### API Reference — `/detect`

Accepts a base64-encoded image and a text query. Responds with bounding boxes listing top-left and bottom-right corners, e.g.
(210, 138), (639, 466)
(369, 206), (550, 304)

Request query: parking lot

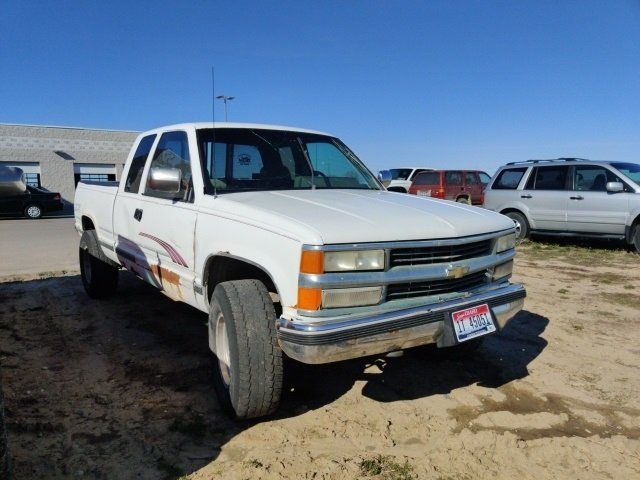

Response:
(0, 217), (78, 281)
(0, 228), (638, 479)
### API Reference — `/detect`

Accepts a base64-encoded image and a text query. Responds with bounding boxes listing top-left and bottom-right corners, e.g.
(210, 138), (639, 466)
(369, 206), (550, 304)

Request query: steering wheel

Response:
(312, 170), (331, 188)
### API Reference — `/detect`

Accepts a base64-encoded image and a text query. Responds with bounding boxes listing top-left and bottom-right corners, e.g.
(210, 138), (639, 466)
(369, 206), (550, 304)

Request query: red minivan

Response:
(408, 170), (490, 205)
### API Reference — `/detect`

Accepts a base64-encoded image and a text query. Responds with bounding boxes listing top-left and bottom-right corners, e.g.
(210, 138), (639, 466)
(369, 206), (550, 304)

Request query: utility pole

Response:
(215, 95), (235, 121)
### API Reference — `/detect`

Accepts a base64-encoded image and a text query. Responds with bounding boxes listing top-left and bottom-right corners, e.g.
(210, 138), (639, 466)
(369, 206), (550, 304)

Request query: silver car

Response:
(483, 158), (640, 252)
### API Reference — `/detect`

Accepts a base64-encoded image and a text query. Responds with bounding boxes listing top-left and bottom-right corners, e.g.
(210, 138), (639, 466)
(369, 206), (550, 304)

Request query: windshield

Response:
(389, 168), (413, 180)
(611, 162), (640, 184)
(196, 128), (380, 194)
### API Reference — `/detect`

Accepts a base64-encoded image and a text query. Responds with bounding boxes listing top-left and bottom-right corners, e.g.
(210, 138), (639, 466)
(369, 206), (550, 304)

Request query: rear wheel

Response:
(24, 203), (42, 219)
(79, 243), (119, 299)
(504, 211), (529, 241)
(209, 280), (283, 419)
(456, 196), (471, 204)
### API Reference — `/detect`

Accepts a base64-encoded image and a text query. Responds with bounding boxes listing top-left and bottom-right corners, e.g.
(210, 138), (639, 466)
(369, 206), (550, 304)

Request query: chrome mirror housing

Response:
(148, 168), (181, 193)
(606, 181), (624, 193)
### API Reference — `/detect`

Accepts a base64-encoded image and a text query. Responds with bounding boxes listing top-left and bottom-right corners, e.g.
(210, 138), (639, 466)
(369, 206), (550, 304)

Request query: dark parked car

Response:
(0, 185), (63, 219)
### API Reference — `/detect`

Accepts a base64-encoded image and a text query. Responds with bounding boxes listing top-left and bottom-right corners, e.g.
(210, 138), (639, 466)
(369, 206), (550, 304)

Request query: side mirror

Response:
(148, 167), (181, 193)
(378, 170), (392, 187)
(606, 181), (624, 193)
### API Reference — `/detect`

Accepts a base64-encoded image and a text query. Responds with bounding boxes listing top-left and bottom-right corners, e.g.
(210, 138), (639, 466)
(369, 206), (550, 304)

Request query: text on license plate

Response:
(451, 303), (495, 342)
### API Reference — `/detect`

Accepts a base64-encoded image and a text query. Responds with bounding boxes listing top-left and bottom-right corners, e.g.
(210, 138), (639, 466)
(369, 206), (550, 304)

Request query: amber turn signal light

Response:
(300, 250), (324, 274)
(297, 287), (322, 310)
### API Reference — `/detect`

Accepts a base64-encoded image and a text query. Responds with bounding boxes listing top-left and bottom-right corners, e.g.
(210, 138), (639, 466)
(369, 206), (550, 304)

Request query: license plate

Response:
(451, 303), (496, 342)
(417, 189), (431, 197)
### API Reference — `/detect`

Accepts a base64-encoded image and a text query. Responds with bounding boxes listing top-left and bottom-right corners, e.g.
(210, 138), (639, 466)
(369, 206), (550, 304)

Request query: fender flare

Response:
(79, 230), (120, 268)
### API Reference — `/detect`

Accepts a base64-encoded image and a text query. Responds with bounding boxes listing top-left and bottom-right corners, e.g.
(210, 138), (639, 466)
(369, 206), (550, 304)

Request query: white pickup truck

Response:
(74, 122), (526, 419)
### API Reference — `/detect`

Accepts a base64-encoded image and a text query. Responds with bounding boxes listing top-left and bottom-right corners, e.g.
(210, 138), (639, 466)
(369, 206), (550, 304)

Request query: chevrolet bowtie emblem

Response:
(446, 265), (470, 279)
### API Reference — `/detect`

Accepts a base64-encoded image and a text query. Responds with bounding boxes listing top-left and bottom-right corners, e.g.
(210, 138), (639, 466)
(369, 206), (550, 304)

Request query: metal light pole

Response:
(216, 95), (235, 121)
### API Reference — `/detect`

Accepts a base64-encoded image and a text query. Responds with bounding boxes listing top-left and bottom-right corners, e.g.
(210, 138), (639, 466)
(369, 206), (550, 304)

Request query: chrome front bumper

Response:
(277, 283), (526, 364)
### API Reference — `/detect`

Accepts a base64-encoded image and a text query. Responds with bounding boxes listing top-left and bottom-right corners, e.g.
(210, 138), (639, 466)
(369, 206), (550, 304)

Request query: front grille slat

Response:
(389, 239), (492, 268)
(386, 271), (488, 300)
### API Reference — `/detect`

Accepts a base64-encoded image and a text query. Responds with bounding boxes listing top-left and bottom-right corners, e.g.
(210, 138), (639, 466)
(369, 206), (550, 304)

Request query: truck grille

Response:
(389, 239), (492, 268)
(386, 270), (488, 301)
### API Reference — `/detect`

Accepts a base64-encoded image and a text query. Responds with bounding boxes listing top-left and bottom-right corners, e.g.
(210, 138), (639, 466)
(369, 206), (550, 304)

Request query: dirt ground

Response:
(0, 240), (639, 479)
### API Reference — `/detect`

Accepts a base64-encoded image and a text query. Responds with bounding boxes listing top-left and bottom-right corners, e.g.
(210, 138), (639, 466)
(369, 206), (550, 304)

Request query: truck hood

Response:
(202, 190), (515, 245)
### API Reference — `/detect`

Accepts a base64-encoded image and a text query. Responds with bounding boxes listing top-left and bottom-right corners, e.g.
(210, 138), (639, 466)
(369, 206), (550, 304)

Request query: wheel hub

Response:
(215, 313), (232, 387)
(27, 206), (41, 217)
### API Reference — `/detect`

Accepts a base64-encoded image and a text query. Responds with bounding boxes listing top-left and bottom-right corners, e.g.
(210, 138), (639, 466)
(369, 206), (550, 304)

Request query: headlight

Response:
(324, 250), (385, 272)
(496, 233), (516, 253)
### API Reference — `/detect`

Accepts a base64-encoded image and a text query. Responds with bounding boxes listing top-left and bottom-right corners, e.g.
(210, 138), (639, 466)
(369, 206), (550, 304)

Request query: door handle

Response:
(569, 195), (584, 200)
(134, 208), (143, 221)
(520, 194), (532, 199)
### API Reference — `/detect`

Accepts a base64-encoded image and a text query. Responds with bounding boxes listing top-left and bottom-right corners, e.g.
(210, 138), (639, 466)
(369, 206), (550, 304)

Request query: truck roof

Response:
(145, 122), (333, 137)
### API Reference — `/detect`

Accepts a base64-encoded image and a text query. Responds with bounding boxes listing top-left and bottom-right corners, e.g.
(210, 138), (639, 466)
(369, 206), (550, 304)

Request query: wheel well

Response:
(629, 214), (640, 242)
(81, 216), (95, 231)
(500, 208), (524, 217)
(387, 187), (407, 193)
(204, 256), (278, 302)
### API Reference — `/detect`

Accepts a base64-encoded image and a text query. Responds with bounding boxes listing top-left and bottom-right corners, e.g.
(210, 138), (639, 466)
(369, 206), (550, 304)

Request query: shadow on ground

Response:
(528, 234), (630, 252)
(0, 273), (547, 479)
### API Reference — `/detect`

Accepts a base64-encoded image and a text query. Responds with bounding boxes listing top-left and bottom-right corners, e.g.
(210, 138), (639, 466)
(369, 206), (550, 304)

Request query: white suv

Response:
(483, 158), (640, 251)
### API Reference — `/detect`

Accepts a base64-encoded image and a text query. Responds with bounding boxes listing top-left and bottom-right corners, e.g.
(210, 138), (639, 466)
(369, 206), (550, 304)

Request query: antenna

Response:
(211, 66), (217, 198)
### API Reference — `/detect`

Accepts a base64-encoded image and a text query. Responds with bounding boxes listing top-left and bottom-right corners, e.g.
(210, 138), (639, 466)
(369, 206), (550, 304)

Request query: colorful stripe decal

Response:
(139, 232), (188, 267)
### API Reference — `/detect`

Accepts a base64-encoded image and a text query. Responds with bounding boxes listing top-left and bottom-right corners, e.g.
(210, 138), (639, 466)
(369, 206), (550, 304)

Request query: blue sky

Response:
(1, 1), (639, 174)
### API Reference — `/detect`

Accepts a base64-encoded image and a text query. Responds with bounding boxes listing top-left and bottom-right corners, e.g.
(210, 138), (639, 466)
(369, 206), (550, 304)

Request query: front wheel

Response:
(632, 224), (640, 254)
(24, 203), (43, 219)
(504, 211), (529, 241)
(208, 280), (283, 419)
(79, 247), (119, 299)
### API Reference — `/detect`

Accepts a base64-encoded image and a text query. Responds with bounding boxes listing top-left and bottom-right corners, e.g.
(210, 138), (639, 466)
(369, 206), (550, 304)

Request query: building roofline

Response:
(0, 122), (140, 133)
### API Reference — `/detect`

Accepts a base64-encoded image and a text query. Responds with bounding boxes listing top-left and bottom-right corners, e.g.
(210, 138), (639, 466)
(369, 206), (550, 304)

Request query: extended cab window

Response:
(492, 168), (527, 190)
(530, 166), (569, 190)
(125, 134), (156, 193)
(144, 131), (192, 202)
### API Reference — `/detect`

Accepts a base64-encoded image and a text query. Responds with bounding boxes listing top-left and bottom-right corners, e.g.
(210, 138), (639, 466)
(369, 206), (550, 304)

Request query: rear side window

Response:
(464, 172), (479, 185)
(445, 171), (462, 185)
(492, 168), (527, 189)
(413, 172), (440, 185)
(530, 166), (569, 190)
(124, 135), (156, 193)
(145, 131), (193, 202)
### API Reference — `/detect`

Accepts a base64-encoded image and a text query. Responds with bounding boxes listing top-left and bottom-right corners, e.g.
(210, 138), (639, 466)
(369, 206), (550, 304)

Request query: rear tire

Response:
(24, 203), (42, 219)
(79, 245), (119, 299)
(209, 280), (283, 419)
(456, 196), (471, 204)
(504, 211), (529, 241)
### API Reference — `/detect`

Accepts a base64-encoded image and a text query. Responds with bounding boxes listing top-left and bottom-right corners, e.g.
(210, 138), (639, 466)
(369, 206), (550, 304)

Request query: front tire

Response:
(632, 223), (640, 254)
(209, 280), (283, 419)
(79, 246), (119, 299)
(504, 211), (529, 241)
(24, 203), (42, 219)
